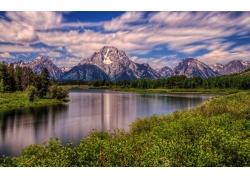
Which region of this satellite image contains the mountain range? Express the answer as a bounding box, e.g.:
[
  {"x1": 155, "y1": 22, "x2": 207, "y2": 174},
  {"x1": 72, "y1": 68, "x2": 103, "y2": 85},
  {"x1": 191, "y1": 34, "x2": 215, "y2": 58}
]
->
[{"x1": 6, "y1": 46, "x2": 250, "y2": 81}]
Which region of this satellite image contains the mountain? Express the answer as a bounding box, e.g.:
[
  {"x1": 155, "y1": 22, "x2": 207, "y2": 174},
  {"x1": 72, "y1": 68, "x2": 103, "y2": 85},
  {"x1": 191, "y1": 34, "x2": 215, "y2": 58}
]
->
[
  {"x1": 62, "y1": 46, "x2": 161, "y2": 81},
  {"x1": 60, "y1": 66, "x2": 72, "y2": 72},
  {"x1": 210, "y1": 63, "x2": 224, "y2": 74},
  {"x1": 173, "y1": 58, "x2": 219, "y2": 78},
  {"x1": 13, "y1": 56, "x2": 63, "y2": 79},
  {"x1": 12, "y1": 60, "x2": 27, "y2": 68},
  {"x1": 10, "y1": 47, "x2": 250, "y2": 81},
  {"x1": 210, "y1": 60, "x2": 250, "y2": 75},
  {"x1": 156, "y1": 66, "x2": 174, "y2": 78},
  {"x1": 62, "y1": 64, "x2": 110, "y2": 81}
]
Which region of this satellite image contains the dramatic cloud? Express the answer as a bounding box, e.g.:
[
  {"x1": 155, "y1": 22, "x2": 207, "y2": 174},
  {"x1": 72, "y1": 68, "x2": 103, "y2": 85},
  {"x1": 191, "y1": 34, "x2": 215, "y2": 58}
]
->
[
  {"x1": 103, "y1": 12, "x2": 145, "y2": 31},
  {"x1": 54, "y1": 56, "x2": 82, "y2": 67},
  {"x1": 0, "y1": 44, "x2": 48, "y2": 53},
  {"x1": 131, "y1": 55, "x2": 179, "y2": 69},
  {"x1": 1, "y1": 11, "x2": 250, "y2": 67},
  {"x1": 41, "y1": 51, "x2": 62, "y2": 58},
  {"x1": 0, "y1": 19, "x2": 38, "y2": 43},
  {"x1": 6, "y1": 11, "x2": 63, "y2": 30},
  {"x1": 0, "y1": 52, "x2": 14, "y2": 59},
  {"x1": 198, "y1": 49, "x2": 250, "y2": 65}
]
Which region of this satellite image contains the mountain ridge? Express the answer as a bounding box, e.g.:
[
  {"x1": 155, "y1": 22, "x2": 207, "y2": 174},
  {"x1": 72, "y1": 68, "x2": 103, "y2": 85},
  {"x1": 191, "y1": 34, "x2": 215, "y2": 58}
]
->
[{"x1": 8, "y1": 46, "x2": 250, "y2": 80}]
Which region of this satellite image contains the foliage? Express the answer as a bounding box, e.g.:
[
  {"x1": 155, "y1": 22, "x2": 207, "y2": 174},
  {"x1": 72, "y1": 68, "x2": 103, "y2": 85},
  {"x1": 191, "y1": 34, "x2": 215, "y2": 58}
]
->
[
  {"x1": 21, "y1": 67, "x2": 33, "y2": 90},
  {"x1": 80, "y1": 73, "x2": 250, "y2": 91},
  {"x1": 0, "y1": 91, "x2": 62, "y2": 110},
  {"x1": 0, "y1": 64, "x2": 68, "y2": 105},
  {"x1": 1, "y1": 91, "x2": 250, "y2": 167},
  {"x1": 48, "y1": 85, "x2": 68, "y2": 100},
  {"x1": 14, "y1": 66, "x2": 23, "y2": 91},
  {"x1": 26, "y1": 85, "x2": 37, "y2": 102},
  {"x1": 41, "y1": 68, "x2": 50, "y2": 97}
]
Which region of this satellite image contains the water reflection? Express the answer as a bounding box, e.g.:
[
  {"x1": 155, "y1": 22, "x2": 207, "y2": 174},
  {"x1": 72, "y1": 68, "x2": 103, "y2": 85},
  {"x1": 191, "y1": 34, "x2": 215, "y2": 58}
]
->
[{"x1": 0, "y1": 89, "x2": 216, "y2": 157}]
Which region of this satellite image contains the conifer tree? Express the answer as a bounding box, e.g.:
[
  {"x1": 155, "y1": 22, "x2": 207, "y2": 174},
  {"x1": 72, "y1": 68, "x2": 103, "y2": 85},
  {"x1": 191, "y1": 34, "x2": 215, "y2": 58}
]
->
[
  {"x1": 0, "y1": 62, "x2": 8, "y2": 92},
  {"x1": 21, "y1": 67, "x2": 32, "y2": 90},
  {"x1": 15, "y1": 66, "x2": 23, "y2": 91},
  {"x1": 7, "y1": 63, "x2": 16, "y2": 92},
  {"x1": 41, "y1": 68, "x2": 50, "y2": 97}
]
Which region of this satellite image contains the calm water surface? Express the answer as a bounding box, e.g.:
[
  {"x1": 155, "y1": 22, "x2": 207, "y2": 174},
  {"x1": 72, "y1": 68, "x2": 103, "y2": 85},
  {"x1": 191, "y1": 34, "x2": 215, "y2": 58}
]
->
[{"x1": 0, "y1": 89, "x2": 217, "y2": 157}]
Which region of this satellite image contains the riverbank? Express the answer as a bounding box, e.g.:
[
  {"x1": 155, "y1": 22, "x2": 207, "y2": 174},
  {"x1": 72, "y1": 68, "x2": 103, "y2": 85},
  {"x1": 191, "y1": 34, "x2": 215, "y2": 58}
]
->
[
  {"x1": 61, "y1": 85, "x2": 242, "y2": 94},
  {"x1": 0, "y1": 91, "x2": 64, "y2": 110},
  {"x1": 1, "y1": 91, "x2": 250, "y2": 167},
  {"x1": 109, "y1": 87, "x2": 242, "y2": 94}
]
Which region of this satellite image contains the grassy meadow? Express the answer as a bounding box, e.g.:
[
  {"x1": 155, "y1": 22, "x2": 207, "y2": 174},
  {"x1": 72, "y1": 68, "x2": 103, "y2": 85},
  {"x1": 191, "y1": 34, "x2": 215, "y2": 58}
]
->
[{"x1": 0, "y1": 91, "x2": 63, "y2": 110}]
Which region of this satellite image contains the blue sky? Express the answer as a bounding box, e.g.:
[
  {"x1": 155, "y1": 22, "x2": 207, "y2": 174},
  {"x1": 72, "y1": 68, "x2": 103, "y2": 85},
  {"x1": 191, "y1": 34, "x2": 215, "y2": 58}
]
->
[{"x1": 0, "y1": 11, "x2": 250, "y2": 68}]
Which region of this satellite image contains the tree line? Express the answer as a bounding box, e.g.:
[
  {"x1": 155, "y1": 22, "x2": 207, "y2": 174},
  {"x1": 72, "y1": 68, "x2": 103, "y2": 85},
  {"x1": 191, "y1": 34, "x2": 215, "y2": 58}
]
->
[
  {"x1": 89, "y1": 72, "x2": 250, "y2": 90},
  {"x1": 0, "y1": 62, "x2": 67, "y2": 101}
]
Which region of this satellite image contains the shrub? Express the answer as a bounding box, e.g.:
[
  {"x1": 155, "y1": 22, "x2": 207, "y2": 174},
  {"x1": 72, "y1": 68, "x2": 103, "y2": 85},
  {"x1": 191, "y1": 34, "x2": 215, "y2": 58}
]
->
[
  {"x1": 26, "y1": 85, "x2": 37, "y2": 102},
  {"x1": 48, "y1": 85, "x2": 68, "y2": 100}
]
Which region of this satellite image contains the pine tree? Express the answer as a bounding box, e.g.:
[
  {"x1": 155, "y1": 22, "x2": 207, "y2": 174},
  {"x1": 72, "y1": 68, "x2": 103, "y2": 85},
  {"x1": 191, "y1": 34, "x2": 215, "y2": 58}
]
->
[
  {"x1": 15, "y1": 66, "x2": 23, "y2": 91},
  {"x1": 0, "y1": 62, "x2": 8, "y2": 92},
  {"x1": 21, "y1": 67, "x2": 32, "y2": 90},
  {"x1": 33, "y1": 74, "x2": 43, "y2": 98},
  {"x1": 7, "y1": 63, "x2": 16, "y2": 92},
  {"x1": 41, "y1": 68, "x2": 50, "y2": 97}
]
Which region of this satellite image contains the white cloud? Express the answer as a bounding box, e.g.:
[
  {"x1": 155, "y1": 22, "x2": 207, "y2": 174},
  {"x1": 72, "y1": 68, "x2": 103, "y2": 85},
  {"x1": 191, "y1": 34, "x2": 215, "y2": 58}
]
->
[
  {"x1": 0, "y1": 44, "x2": 47, "y2": 53},
  {"x1": 6, "y1": 11, "x2": 63, "y2": 30},
  {"x1": 103, "y1": 12, "x2": 145, "y2": 31},
  {"x1": 0, "y1": 52, "x2": 14, "y2": 59},
  {"x1": 0, "y1": 20, "x2": 38, "y2": 43},
  {"x1": 149, "y1": 11, "x2": 250, "y2": 32},
  {"x1": 41, "y1": 51, "x2": 62, "y2": 58},
  {"x1": 1, "y1": 11, "x2": 250, "y2": 68},
  {"x1": 0, "y1": 12, "x2": 64, "y2": 44},
  {"x1": 198, "y1": 48, "x2": 250, "y2": 65},
  {"x1": 179, "y1": 45, "x2": 207, "y2": 54},
  {"x1": 131, "y1": 55, "x2": 179, "y2": 69},
  {"x1": 54, "y1": 57, "x2": 82, "y2": 67},
  {"x1": 20, "y1": 53, "x2": 31, "y2": 57}
]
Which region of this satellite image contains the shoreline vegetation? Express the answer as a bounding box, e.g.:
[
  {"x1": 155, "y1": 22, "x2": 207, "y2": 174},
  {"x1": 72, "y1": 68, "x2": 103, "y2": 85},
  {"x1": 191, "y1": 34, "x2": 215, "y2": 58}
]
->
[
  {"x1": 0, "y1": 63, "x2": 69, "y2": 110},
  {"x1": 0, "y1": 84, "x2": 244, "y2": 110},
  {"x1": 0, "y1": 91, "x2": 68, "y2": 110},
  {"x1": 61, "y1": 84, "x2": 242, "y2": 94},
  {"x1": 1, "y1": 91, "x2": 250, "y2": 166}
]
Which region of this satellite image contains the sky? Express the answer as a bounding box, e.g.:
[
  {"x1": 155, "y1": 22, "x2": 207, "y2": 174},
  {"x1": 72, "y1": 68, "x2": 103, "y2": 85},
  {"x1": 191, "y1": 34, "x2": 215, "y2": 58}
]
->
[{"x1": 1, "y1": 11, "x2": 250, "y2": 69}]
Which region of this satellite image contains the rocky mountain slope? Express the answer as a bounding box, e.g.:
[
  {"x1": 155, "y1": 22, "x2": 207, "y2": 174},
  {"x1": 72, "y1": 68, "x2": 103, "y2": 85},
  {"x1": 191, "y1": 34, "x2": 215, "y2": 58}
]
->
[
  {"x1": 60, "y1": 66, "x2": 72, "y2": 73},
  {"x1": 210, "y1": 60, "x2": 250, "y2": 75},
  {"x1": 12, "y1": 56, "x2": 63, "y2": 79},
  {"x1": 62, "y1": 64, "x2": 110, "y2": 81},
  {"x1": 156, "y1": 66, "x2": 174, "y2": 78},
  {"x1": 173, "y1": 58, "x2": 219, "y2": 78},
  {"x1": 210, "y1": 63, "x2": 224, "y2": 74},
  {"x1": 62, "y1": 46, "x2": 161, "y2": 81},
  {"x1": 10, "y1": 47, "x2": 250, "y2": 81}
]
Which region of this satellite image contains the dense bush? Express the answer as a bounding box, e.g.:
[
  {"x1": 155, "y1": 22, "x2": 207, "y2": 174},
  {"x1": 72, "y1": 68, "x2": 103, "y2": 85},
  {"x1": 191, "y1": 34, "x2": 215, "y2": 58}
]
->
[
  {"x1": 1, "y1": 91, "x2": 250, "y2": 167},
  {"x1": 26, "y1": 85, "x2": 37, "y2": 102},
  {"x1": 48, "y1": 85, "x2": 68, "y2": 100}
]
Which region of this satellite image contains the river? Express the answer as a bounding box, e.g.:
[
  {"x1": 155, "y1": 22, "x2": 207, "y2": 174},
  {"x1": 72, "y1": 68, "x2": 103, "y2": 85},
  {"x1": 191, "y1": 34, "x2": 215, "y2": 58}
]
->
[{"x1": 0, "y1": 89, "x2": 217, "y2": 157}]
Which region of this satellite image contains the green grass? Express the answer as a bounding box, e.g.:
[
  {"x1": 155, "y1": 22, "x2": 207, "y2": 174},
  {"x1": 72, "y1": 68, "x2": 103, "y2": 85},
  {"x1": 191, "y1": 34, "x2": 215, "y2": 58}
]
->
[
  {"x1": 110, "y1": 87, "x2": 243, "y2": 94},
  {"x1": 61, "y1": 85, "x2": 243, "y2": 94},
  {"x1": 1, "y1": 91, "x2": 250, "y2": 167},
  {"x1": 0, "y1": 91, "x2": 63, "y2": 110}
]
